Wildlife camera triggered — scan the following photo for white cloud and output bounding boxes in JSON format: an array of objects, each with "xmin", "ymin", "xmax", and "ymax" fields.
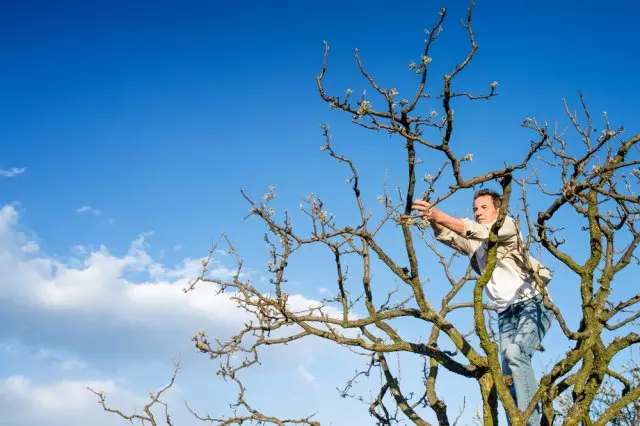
[
  {"xmin": 71, "ymin": 245, "xmax": 88, "ymax": 256},
  {"xmin": 0, "ymin": 376, "xmax": 145, "ymax": 426},
  {"xmin": 0, "ymin": 167, "xmax": 26, "ymax": 178},
  {"xmin": 75, "ymin": 206, "xmax": 102, "ymax": 216},
  {"xmin": 0, "ymin": 204, "xmax": 380, "ymax": 426},
  {"xmin": 36, "ymin": 348, "xmax": 87, "ymax": 371},
  {"xmin": 0, "ymin": 205, "xmax": 251, "ymax": 360},
  {"xmin": 1, "ymin": 338, "xmax": 88, "ymax": 373},
  {"xmin": 0, "ymin": 205, "xmax": 338, "ymax": 361},
  {"xmin": 286, "ymin": 293, "xmax": 352, "ymax": 321},
  {"xmin": 296, "ymin": 365, "xmax": 316, "ymax": 384},
  {"xmin": 61, "ymin": 359, "xmax": 87, "ymax": 371},
  {"xmin": 20, "ymin": 241, "xmax": 39, "ymax": 254},
  {"xmin": 0, "ymin": 341, "xmax": 18, "ymax": 355}
]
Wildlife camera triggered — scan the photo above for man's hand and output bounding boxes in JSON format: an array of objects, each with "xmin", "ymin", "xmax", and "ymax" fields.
[
  {"xmin": 411, "ymin": 199, "xmax": 465, "ymax": 235},
  {"xmin": 411, "ymin": 199, "xmax": 443, "ymax": 223}
]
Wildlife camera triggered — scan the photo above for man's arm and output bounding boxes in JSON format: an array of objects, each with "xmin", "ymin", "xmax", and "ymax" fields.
[
  {"xmin": 412, "ymin": 200, "xmax": 464, "ymax": 234},
  {"xmin": 459, "ymin": 217, "xmax": 518, "ymax": 241},
  {"xmin": 412, "ymin": 199, "xmax": 476, "ymax": 256},
  {"xmin": 412, "ymin": 199, "xmax": 516, "ymax": 242}
]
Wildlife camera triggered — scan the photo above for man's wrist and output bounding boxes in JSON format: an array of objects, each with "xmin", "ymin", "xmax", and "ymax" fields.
[
  {"xmin": 436, "ymin": 213, "xmax": 465, "ymax": 235},
  {"xmin": 431, "ymin": 221, "xmax": 445, "ymax": 234}
]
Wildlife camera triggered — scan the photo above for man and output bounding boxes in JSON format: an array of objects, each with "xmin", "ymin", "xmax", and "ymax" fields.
[{"xmin": 412, "ymin": 189, "xmax": 553, "ymax": 426}]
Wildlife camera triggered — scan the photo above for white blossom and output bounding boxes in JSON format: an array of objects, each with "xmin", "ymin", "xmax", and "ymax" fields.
[
  {"xmin": 357, "ymin": 100, "xmax": 372, "ymax": 116},
  {"xmin": 263, "ymin": 185, "xmax": 278, "ymax": 201}
]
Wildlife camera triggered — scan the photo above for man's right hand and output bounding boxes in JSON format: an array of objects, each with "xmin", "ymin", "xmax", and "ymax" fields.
[
  {"xmin": 411, "ymin": 199, "xmax": 464, "ymax": 234},
  {"xmin": 411, "ymin": 199, "xmax": 440, "ymax": 223}
]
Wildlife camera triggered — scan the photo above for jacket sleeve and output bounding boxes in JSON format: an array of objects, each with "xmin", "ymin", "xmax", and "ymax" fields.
[
  {"xmin": 460, "ymin": 217, "xmax": 518, "ymax": 242},
  {"xmin": 528, "ymin": 256, "xmax": 553, "ymax": 283},
  {"xmin": 435, "ymin": 227, "xmax": 479, "ymax": 257}
]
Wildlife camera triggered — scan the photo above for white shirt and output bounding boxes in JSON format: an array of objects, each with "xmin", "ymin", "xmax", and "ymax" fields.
[
  {"xmin": 435, "ymin": 217, "xmax": 551, "ymax": 313},
  {"xmin": 472, "ymin": 241, "xmax": 540, "ymax": 312}
]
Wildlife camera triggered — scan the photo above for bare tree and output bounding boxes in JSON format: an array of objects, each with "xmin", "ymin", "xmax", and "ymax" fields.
[
  {"xmin": 89, "ymin": 361, "xmax": 180, "ymax": 426},
  {"xmin": 554, "ymin": 348, "xmax": 640, "ymax": 426},
  {"xmin": 93, "ymin": 1, "xmax": 640, "ymax": 425}
]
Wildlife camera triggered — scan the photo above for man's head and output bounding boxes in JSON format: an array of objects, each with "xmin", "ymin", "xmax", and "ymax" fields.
[{"xmin": 473, "ymin": 189, "xmax": 502, "ymax": 224}]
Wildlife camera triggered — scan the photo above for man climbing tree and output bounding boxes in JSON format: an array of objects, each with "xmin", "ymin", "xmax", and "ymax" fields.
[{"xmin": 413, "ymin": 189, "xmax": 553, "ymax": 425}]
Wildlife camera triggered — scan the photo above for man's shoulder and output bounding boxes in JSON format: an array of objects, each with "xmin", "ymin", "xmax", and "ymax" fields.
[
  {"xmin": 493, "ymin": 216, "xmax": 519, "ymax": 230},
  {"xmin": 493, "ymin": 216, "xmax": 517, "ymax": 224}
]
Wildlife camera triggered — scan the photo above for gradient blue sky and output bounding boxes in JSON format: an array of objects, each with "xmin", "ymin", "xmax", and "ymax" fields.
[{"xmin": 1, "ymin": 0, "xmax": 639, "ymax": 424}]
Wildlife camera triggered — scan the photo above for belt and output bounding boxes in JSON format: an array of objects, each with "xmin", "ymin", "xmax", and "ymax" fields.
[{"xmin": 498, "ymin": 295, "xmax": 539, "ymax": 317}]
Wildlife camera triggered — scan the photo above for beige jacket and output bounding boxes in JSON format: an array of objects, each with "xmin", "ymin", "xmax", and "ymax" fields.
[{"xmin": 436, "ymin": 216, "xmax": 552, "ymax": 285}]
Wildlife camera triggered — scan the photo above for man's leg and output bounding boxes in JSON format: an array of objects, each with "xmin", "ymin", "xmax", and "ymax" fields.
[
  {"xmin": 501, "ymin": 296, "xmax": 553, "ymax": 426},
  {"xmin": 498, "ymin": 309, "xmax": 518, "ymax": 415}
]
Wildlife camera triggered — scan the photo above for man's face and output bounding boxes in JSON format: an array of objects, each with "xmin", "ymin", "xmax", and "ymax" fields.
[{"xmin": 473, "ymin": 195, "xmax": 499, "ymax": 224}]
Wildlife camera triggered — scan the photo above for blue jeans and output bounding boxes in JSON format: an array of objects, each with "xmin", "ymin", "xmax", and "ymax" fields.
[{"xmin": 498, "ymin": 295, "xmax": 553, "ymax": 426}]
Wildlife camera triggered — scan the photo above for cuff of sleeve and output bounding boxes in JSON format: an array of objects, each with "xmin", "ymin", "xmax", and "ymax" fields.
[
  {"xmin": 461, "ymin": 218, "xmax": 475, "ymax": 238},
  {"xmin": 435, "ymin": 227, "xmax": 453, "ymax": 241}
]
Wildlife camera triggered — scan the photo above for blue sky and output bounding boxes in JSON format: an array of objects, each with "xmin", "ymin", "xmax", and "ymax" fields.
[{"xmin": 1, "ymin": 0, "xmax": 639, "ymax": 424}]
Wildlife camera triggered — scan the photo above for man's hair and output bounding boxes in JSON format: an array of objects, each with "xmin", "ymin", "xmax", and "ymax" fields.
[{"xmin": 473, "ymin": 189, "xmax": 502, "ymax": 209}]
